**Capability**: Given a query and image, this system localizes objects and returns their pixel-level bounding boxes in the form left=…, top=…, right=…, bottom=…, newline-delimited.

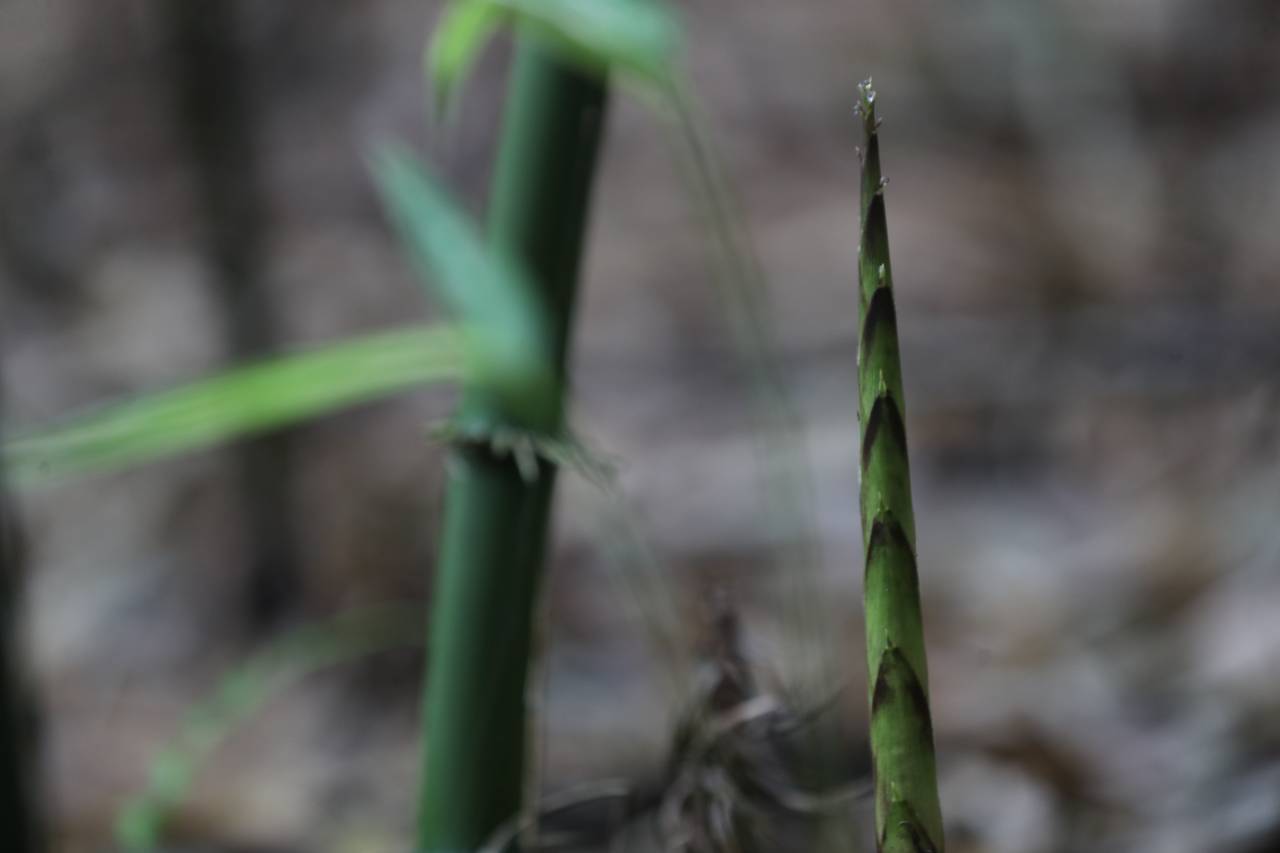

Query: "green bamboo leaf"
left=428, top=0, right=504, bottom=111
left=114, top=606, right=422, bottom=852
left=428, top=0, right=681, bottom=108
left=371, top=145, right=557, bottom=430
left=4, top=324, right=464, bottom=487
left=498, top=0, right=682, bottom=84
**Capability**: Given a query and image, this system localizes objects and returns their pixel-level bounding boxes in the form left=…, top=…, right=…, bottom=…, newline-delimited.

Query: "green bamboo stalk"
left=856, top=81, right=944, bottom=853
left=417, top=36, right=607, bottom=852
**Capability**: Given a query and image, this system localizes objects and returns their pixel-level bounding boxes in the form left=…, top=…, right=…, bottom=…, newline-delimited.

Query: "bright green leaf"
left=428, top=0, right=681, bottom=107
left=500, top=0, right=680, bottom=85
left=428, top=0, right=505, bottom=112
left=4, top=324, right=464, bottom=487
left=371, top=145, right=557, bottom=429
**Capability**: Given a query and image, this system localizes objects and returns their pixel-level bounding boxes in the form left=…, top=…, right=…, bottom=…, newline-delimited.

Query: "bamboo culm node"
left=417, top=37, right=608, bottom=853
left=855, top=78, right=945, bottom=853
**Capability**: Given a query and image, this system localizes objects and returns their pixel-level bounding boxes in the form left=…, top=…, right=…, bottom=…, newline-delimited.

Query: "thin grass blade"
left=4, top=324, right=463, bottom=487
left=113, top=606, right=422, bottom=852
left=427, top=0, right=681, bottom=109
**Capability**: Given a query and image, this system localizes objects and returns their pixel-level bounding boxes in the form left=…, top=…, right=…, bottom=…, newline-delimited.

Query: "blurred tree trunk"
left=160, top=0, right=300, bottom=631
left=0, top=398, right=42, bottom=852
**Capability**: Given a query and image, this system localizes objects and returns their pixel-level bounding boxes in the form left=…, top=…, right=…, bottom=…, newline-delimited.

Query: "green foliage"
left=6, top=144, right=588, bottom=489
left=372, top=147, right=559, bottom=431
left=1, top=3, right=892, bottom=850
left=4, top=325, right=463, bottom=487
left=428, top=0, right=681, bottom=109
left=436, top=0, right=835, bottom=721
left=114, top=606, right=421, bottom=852
left=427, top=1, right=506, bottom=110
left=6, top=145, right=570, bottom=487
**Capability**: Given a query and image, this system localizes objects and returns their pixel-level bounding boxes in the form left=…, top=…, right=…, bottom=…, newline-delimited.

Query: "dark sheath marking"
left=861, top=392, right=908, bottom=469
left=877, top=798, right=940, bottom=853
left=861, top=192, right=890, bottom=266
left=865, top=514, right=918, bottom=579
left=861, top=285, right=898, bottom=364
left=870, top=657, right=895, bottom=716
left=903, top=816, right=940, bottom=853
left=870, top=646, right=935, bottom=738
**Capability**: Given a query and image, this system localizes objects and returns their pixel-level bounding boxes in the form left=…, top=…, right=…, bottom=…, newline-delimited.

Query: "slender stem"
left=417, top=37, right=607, bottom=852
left=856, top=81, right=945, bottom=853
left=663, top=85, right=834, bottom=705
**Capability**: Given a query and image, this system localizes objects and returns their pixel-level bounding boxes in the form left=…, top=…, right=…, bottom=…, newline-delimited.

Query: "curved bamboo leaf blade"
left=428, top=0, right=681, bottom=109
left=500, top=0, right=681, bottom=84
left=428, top=0, right=505, bottom=111
left=371, top=147, right=558, bottom=430
left=856, top=80, right=945, bottom=853
left=4, top=325, right=464, bottom=487
left=114, top=606, right=421, bottom=852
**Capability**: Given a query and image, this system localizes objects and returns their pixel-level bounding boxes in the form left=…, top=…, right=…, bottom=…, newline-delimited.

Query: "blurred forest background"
left=3, top=1, right=1280, bottom=851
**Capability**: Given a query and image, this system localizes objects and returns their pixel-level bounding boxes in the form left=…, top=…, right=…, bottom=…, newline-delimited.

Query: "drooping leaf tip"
left=426, top=0, right=504, bottom=118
